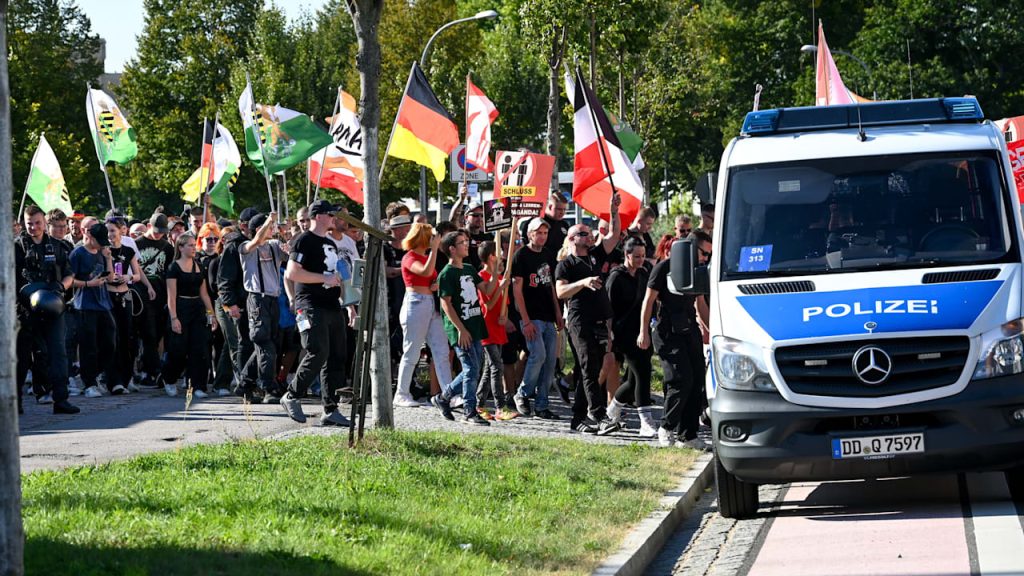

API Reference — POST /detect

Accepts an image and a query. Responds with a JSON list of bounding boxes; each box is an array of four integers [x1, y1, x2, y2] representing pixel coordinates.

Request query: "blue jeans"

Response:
[[517, 320, 557, 412], [444, 340, 483, 414]]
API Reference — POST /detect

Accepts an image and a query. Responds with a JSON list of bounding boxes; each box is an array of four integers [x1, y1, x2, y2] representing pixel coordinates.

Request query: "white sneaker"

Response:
[[176, 379, 187, 390], [98, 384, 111, 396], [638, 421, 659, 438], [69, 375, 84, 390], [111, 385, 128, 395], [83, 386, 104, 398], [657, 427, 675, 448], [36, 393, 53, 405], [67, 386, 82, 397], [164, 384, 178, 397], [677, 437, 711, 452], [191, 389, 208, 399], [215, 388, 231, 397], [126, 380, 141, 393], [394, 393, 420, 408], [449, 394, 465, 409]]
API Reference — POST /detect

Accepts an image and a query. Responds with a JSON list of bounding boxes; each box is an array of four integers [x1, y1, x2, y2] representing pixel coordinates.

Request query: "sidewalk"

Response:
[[18, 388, 663, 473]]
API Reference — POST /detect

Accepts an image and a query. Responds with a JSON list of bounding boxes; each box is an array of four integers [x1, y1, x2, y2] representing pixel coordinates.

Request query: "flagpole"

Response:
[[282, 171, 289, 219], [86, 83, 117, 210], [305, 141, 312, 206], [18, 132, 44, 221], [314, 85, 343, 204], [246, 71, 278, 213], [204, 112, 219, 223], [195, 116, 209, 215], [577, 67, 620, 200], [379, 62, 420, 184], [460, 73, 471, 223]]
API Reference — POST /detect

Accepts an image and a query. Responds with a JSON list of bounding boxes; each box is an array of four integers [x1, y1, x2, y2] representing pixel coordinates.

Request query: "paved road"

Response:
[[648, 470, 1024, 576], [18, 387, 658, 473]]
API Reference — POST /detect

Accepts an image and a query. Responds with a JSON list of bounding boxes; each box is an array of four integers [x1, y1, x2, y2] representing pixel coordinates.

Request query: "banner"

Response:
[[494, 150, 555, 203]]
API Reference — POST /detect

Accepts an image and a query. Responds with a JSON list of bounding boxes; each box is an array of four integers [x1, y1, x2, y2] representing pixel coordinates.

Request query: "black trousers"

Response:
[[614, 338, 654, 407], [78, 308, 117, 390], [109, 291, 135, 389], [161, 298, 210, 391], [138, 286, 167, 377], [569, 321, 609, 423], [17, 310, 69, 403], [242, 292, 280, 393], [656, 330, 704, 440], [291, 306, 346, 412]]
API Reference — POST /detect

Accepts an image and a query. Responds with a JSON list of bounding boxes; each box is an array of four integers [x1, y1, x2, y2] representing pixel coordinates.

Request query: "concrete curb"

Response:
[[592, 453, 716, 576]]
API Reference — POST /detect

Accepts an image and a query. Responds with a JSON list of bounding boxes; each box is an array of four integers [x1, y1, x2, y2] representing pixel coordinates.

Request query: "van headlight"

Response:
[[712, 336, 777, 392], [974, 318, 1024, 380]]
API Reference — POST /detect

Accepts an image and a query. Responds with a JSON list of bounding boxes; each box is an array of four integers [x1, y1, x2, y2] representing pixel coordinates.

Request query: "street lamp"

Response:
[[419, 10, 499, 222], [800, 44, 876, 101]]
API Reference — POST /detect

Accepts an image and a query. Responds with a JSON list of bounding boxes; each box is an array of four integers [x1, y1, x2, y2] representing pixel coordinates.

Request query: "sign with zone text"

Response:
[[450, 144, 489, 182], [494, 150, 555, 203]]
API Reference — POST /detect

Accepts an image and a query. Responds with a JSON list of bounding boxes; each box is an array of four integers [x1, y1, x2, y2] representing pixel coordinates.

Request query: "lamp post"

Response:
[[800, 44, 876, 100], [418, 10, 498, 222]]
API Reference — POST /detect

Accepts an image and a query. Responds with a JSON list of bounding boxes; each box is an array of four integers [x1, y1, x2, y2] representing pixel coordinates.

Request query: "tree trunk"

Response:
[[348, 0, 392, 428], [544, 25, 565, 179], [0, 0, 25, 574]]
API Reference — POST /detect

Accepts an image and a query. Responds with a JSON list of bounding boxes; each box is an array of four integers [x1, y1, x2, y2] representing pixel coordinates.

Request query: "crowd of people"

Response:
[[14, 191, 715, 448]]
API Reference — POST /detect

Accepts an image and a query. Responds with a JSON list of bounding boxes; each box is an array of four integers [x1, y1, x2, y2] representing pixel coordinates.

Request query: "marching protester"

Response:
[[554, 193, 621, 434], [394, 222, 452, 408], [134, 212, 174, 388], [159, 233, 215, 397], [105, 218, 144, 394], [16, 205, 77, 414], [280, 200, 350, 427], [238, 211, 288, 402], [217, 208, 256, 400], [476, 240, 517, 420], [69, 223, 116, 399]]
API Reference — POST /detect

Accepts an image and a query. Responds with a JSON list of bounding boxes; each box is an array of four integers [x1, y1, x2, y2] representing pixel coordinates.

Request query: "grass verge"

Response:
[[23, 430, 696, 576]]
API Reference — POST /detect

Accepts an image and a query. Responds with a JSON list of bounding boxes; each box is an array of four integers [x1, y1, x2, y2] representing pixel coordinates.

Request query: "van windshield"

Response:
[[721, 151, 1014, 279]]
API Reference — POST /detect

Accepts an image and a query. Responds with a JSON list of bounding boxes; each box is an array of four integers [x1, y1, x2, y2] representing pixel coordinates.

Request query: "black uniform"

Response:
[[216, 230, 254, 394], [134, 235, 173, 381]]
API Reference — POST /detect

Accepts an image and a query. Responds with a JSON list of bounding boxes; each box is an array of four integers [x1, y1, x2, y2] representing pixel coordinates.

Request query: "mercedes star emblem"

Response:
[[864, 321, 877, 333], [852, 345, 892, 385]]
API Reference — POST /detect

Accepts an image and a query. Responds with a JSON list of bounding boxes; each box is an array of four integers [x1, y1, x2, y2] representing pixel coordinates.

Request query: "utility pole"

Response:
[[0, 0, 25, 573]]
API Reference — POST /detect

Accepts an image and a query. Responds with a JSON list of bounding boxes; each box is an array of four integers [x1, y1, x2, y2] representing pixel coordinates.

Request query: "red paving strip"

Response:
[[747, 475, 971, 576]]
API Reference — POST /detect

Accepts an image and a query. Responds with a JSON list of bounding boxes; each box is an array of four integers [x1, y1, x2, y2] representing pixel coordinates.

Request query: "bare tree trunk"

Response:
[[544, 25, 565, 178], [0, 0, 25, 574], [348, 0, 392, 428]]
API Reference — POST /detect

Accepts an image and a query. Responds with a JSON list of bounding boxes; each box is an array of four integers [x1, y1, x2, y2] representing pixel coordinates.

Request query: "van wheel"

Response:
[[716, 456, 759, 519]]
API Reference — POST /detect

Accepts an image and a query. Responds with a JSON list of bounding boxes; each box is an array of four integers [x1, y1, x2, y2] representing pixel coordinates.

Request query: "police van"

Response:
[[671, 97, 1024, 518]]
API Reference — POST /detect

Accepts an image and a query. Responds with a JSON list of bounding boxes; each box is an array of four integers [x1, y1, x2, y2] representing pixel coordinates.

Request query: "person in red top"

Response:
[[395, 222, 453, 408], [476, 240, 517, 421]]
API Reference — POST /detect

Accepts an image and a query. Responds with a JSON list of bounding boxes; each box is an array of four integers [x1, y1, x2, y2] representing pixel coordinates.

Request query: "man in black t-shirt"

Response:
[[133, 213, 175, 387], [638, 233, 712, 450], [626, 205, 657, 266], [465, 201, 493, 270], [555, 192, 621, 434], [510, 217, 562, 420], [516, 192, 571, 254], [280, 199, 350, 427]]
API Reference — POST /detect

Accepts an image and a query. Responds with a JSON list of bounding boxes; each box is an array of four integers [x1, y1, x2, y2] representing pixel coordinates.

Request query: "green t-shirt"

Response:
[[438, 262, 486, 345]]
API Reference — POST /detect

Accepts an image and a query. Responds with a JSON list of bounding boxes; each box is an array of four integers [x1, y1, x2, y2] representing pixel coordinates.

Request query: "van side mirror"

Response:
[[668, 240, 710, 296]]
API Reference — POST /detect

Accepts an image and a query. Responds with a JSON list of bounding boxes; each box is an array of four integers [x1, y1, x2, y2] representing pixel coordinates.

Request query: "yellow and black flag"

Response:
[[386, 62, 459, 182], [181, 120, 215, 202]]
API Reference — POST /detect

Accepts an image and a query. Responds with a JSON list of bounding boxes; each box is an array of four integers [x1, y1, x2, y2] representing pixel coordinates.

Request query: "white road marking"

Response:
[[966, 472, 1024, 576]]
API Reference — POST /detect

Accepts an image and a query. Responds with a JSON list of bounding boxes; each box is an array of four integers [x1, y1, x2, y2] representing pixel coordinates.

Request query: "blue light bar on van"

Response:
[[740, 97, 985, 136]]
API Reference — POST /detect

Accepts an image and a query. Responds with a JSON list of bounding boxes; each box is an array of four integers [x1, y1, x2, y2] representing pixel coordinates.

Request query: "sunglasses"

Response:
[[678, 228, 691, 234], [698, 247, 712, 258], [574, 231, 590, 238], [299, 218, 310, 223]]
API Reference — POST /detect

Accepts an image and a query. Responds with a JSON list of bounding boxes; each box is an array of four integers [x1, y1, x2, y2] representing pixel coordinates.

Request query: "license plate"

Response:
[[831, 433, 925, 459]]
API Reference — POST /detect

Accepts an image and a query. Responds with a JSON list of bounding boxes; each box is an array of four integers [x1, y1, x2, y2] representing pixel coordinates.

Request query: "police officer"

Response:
[[16, 204, 79, 415]]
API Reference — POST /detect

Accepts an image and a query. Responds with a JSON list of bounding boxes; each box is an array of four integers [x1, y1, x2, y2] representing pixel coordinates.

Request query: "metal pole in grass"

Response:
[[0, 1, 25, 572]]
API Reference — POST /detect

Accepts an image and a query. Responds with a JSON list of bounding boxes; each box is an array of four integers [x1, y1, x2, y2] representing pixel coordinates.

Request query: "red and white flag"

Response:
[[465, 78, 499, 173], [567, 68, 644, 226], [309, 89, 365, 203], [815, 21, 857, 106]]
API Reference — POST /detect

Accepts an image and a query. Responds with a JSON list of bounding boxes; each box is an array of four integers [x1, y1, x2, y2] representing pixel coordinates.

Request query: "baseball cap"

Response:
[[467, 201, 483, 213], [88, 222, 110, 247], [238, 207, 259, 224], [309, 199, 341, 217], [248, 213, 268, 230], [149, 213, 169, 234], [527, 217, 549, 233]]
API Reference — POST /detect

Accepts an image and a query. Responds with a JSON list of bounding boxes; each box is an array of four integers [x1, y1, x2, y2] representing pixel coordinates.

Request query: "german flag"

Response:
[[387, 62, 459, 182]]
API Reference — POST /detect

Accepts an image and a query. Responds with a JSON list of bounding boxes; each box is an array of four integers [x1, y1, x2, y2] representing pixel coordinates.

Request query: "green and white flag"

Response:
[[86, 87, 137, 166], [209, 122, 241, 216], [25, 134, 73, 214], [609, 111, 645, 171], [238, 81, 332, 175]]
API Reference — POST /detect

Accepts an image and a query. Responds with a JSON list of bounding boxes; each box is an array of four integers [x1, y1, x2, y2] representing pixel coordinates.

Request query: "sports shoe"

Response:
[[476, 408, 495, 421], [535, 409, 560, 421], [126, 380, 141, 393], [513, 394, 531, 417], [449, 394, 465, 409], [677, 437, 712, 452], [657, 427, 675, 448], [430, 394, 454, 421], [176, 378, 187, 390], [495, 408, 520, 421], [69, 375, 84, 390], [191, 389, 208, 399], [262, 391, 282, 404], [463, 412, 491, 426], [215, 388, 232, 397], [83, 386, 104, 398], [320, 409, 351, 427], [36, 392, 53, 404], [98, 384, 111, 396], [111, 385, 127, 396], [53, 400, 80, 415], [280, 393, 307, 423], [164, 384, 178, 397], [67, 386, 82, 397], [394, 393, 421, 408], [597, 418, 622, 436], [570, 419, 598, 434]]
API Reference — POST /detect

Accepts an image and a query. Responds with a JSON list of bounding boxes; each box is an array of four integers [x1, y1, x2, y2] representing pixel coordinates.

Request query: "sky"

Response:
[[76, 0, 331, 73]]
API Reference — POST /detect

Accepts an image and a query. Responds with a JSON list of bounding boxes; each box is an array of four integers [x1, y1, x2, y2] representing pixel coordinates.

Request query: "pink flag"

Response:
[[465, 78, 499, 173], [815, 22, 855, 106]]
